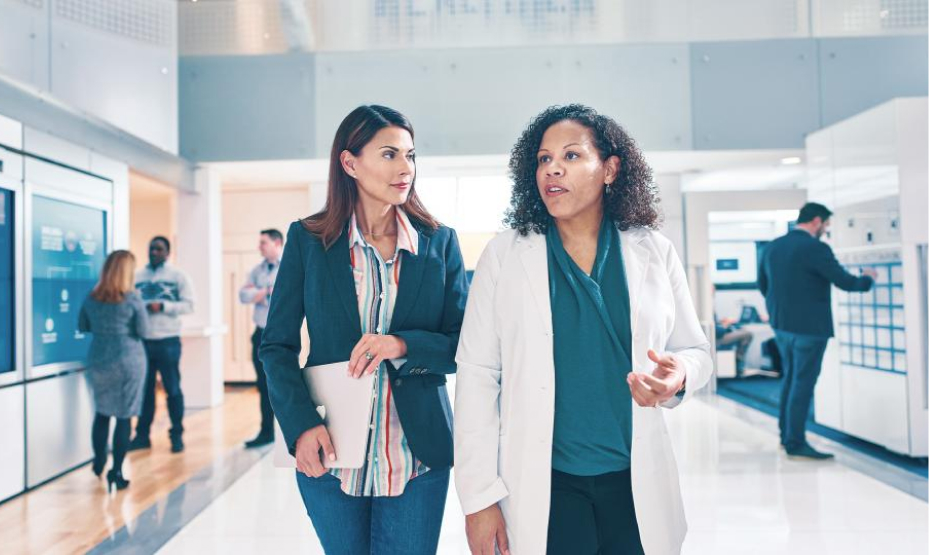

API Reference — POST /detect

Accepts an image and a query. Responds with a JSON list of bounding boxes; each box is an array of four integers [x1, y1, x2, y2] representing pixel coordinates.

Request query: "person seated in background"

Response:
[[715, 314, 753, 373]]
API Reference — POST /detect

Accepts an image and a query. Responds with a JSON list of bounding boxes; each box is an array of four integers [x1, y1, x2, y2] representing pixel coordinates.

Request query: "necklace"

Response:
[[360, 229, 398, 237]]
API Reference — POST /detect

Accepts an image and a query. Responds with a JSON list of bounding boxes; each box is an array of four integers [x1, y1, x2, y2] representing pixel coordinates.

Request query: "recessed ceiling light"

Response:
[[780, 157, 802, 165]]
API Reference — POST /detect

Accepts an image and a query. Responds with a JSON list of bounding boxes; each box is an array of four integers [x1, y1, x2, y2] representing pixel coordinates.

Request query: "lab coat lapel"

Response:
[[620, 229, 650, 344], [518, 233, 554, 336]]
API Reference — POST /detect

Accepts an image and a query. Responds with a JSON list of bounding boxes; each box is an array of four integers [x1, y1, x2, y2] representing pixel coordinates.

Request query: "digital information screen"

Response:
[[0, 189, 13, 374], [31, 196, 106, 368], [709, 241, 759, 286]]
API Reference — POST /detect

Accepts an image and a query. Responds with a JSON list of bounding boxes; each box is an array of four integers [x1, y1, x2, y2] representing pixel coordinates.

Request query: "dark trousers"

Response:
[[251, 327, 274, 435], [135, 337, 184, 440], [92, 413, 131, 473], [547, 468, 644, 555], [774, 330, 829, 448]]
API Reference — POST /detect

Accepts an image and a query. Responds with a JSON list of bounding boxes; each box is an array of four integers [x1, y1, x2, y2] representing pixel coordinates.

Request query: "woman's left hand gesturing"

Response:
[[627, 349, 686, 408], [348, 334, 408, 379]]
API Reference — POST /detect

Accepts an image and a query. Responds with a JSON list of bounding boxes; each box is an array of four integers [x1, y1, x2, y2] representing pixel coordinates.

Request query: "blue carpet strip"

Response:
[[718, 376, 928, 478]]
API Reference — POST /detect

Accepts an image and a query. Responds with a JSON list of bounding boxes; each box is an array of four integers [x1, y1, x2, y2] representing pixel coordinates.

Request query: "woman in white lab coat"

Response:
[[454, 104, 712, 555]]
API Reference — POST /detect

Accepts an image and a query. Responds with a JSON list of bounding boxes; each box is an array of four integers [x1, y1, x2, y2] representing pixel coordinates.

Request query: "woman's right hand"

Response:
[[294, 424, 336, 478], [465, 503, 510, 555]]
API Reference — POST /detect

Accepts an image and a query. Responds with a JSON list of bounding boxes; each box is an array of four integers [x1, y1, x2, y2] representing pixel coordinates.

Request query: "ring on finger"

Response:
[[364, 351, 374, 361]]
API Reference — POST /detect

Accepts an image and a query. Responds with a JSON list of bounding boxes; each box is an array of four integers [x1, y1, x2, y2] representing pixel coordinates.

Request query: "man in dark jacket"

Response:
[[759, 203, 876, 459]]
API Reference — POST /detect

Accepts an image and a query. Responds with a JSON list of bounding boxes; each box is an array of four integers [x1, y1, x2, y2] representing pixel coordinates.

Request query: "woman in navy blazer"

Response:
[[260, 105, 468, 554]]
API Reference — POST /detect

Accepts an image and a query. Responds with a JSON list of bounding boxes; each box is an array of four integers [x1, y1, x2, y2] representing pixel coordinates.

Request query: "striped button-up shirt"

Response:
[[330, 208, 428, 496]]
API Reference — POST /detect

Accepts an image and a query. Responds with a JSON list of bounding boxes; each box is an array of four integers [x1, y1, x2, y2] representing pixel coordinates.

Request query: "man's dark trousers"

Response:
[[251, 327, 274, 436], [136, 337, 185, 441], [775, 330, 829, 449]]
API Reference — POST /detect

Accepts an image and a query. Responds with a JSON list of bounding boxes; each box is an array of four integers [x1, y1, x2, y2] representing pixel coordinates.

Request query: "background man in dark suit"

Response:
[[759, 202, 877, 459]]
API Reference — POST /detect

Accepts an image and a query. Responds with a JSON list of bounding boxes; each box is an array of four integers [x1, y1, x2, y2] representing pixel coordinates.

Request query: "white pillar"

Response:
[[656, 174, 685, 261], [176, 167, 226, 408]]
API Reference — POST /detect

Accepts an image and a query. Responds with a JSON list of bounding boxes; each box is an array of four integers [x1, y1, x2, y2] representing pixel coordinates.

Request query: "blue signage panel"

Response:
[[0, 189, 12, 374], [716, 258, 740, 271], [31, 196, 107, 368]]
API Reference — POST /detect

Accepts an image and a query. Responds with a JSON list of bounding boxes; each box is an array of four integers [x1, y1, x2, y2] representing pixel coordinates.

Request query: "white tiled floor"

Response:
[[157, 395, 928, 555]]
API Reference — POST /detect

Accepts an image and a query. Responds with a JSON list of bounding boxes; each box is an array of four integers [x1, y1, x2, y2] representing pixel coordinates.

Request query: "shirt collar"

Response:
[[396, 208, 419, 256], [348, 208, 419, 256]]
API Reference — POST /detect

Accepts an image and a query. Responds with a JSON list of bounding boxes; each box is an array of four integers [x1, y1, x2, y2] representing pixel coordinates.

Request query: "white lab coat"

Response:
[[454, 227, 712, 555]]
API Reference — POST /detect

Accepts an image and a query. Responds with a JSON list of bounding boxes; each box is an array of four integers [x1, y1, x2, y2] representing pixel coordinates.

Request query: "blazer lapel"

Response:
[[390, 231, 430, 332], [325, 228, 362, 338], [620, 229, 650, 340], [519, 232, 554, 336]]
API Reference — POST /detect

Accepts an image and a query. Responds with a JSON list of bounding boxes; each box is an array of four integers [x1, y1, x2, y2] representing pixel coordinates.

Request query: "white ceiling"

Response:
[[177, 0, 926, 56]]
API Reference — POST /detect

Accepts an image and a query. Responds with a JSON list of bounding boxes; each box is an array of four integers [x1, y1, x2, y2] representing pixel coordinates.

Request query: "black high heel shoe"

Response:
[[106, 470, 130, 492], [92, 457, 106, 478]]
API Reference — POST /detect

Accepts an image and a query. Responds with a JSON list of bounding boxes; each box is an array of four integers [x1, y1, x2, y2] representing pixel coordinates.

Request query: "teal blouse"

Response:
[[547, 216, 634, 476]]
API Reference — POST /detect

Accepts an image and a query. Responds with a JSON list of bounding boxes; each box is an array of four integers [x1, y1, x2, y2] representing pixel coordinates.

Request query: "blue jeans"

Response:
[[136, 337, 184, 440], [295, 467, 449, 555], [774, 330, 829, 449]]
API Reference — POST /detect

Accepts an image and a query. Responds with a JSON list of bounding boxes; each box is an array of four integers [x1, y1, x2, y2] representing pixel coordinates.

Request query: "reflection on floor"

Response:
[[154, 394, 929, 555], [0, 387, 263, 555], [718, 376, 929, 479]]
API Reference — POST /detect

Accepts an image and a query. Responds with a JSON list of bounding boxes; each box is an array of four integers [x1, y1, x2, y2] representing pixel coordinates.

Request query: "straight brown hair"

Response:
[[302, 105, 439, 249], [91, 250, 136, 304]]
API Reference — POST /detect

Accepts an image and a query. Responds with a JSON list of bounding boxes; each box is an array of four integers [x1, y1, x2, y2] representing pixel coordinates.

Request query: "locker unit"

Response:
[[808, 98, 928, 457]]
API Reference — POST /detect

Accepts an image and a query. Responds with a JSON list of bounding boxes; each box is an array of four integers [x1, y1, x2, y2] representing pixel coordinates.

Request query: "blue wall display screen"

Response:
[[31, 196, 106, 368], [0, 189, 13, 374]]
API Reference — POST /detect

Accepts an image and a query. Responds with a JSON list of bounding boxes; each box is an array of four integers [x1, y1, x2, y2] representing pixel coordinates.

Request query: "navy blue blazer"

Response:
[[759, 229, 873, 338], [259, 219, 468, 469]]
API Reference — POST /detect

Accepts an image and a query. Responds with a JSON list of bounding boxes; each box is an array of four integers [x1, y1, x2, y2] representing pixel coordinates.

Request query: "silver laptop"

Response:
[[272, 361, 375, 469]]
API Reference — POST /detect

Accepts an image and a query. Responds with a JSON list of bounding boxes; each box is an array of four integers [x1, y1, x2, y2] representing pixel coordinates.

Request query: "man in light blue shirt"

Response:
[[239, 228, 283, 448]]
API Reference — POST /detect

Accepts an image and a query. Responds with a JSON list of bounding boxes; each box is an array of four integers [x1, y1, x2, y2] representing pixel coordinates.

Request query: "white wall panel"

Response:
[[0, 384, 25, 501], [49, 0, 178, 153], [0, 113, 23, 150], [0, 0, 50, 90], [840, 366, 910, 453], [25, 371, 94, 487]]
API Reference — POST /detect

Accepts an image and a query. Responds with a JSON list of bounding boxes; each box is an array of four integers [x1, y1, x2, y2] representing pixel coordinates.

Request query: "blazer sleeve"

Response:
[[454, 236, 509, 515], [392, 229, 469, 377], [259, 222, 324, 454], [810, 241, 874, 292], [659, 238, 714, 409]]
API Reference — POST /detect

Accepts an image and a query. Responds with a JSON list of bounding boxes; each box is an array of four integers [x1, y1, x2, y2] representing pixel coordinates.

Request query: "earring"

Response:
[[605, 182, 612, 194]]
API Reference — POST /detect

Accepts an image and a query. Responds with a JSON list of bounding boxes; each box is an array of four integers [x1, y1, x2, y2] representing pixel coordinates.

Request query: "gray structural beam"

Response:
[[0, 73, 196, 192]]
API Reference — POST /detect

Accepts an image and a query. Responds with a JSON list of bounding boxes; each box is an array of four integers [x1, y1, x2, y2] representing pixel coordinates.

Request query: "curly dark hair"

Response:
[[504, 104, 661, 236]]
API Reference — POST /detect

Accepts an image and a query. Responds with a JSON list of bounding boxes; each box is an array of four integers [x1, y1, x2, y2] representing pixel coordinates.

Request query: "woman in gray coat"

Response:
[[78, 249, 148, 491]]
